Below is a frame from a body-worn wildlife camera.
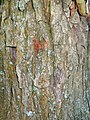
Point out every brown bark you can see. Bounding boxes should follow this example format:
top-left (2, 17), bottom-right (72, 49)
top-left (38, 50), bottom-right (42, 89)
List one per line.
top-left (0, 0), bottom-right (90, 120)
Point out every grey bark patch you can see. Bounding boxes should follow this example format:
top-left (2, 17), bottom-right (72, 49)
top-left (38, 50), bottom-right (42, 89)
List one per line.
top-left (50, 66), bottom-right (64, 103)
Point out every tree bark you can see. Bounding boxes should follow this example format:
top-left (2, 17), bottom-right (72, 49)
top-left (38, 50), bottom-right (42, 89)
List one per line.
top-left (0, 0), bottom-right (90, 120)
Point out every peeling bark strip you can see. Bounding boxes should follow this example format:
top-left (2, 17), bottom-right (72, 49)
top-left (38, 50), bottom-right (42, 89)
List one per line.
top-left (69, 0), bottom-right (90, 17)
top-left (69, 1), bottom-right (77, 17)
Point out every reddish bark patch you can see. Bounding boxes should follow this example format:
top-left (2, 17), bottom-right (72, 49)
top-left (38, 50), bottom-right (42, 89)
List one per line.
top-left (69, 1), bottom-right (76, 17)
top-left (33, 35), bottom-right (48, 55)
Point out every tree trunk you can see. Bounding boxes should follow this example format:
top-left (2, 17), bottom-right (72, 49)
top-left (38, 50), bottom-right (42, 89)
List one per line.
top-left (0, 0), bottom-right (90, 120)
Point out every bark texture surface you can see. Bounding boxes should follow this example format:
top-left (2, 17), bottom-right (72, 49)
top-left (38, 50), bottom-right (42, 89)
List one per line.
top-left (0, 0), bottom-right (90, 120)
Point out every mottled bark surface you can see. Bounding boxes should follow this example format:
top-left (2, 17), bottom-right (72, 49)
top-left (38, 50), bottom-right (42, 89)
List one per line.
top-left (0, 0), bottom-right (90, 120)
